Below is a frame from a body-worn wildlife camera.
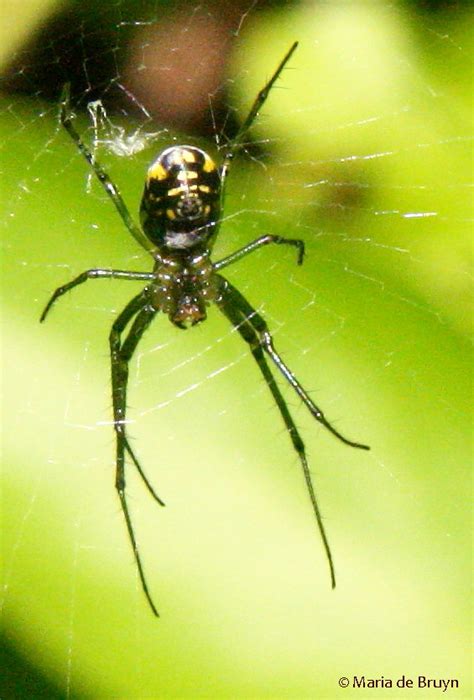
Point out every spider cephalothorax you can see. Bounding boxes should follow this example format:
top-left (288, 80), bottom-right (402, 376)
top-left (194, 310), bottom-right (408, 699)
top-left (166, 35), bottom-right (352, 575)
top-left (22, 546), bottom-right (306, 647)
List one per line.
top-left (41, 43), bottom-right (369, 617)
top-left (151, 251), bottom-right (217, 328)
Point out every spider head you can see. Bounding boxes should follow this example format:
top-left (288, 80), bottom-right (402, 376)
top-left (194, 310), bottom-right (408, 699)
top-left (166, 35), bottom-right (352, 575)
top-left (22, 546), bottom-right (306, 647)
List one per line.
top-left (140, 145), bottom-right (221, 252)
top-left (171, 294), bottom-right (207, 329)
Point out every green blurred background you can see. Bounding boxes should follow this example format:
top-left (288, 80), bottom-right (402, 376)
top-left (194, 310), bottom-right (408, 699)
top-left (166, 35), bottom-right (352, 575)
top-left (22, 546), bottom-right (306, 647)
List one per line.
top-left (1, 1), bottom-right (472, 698)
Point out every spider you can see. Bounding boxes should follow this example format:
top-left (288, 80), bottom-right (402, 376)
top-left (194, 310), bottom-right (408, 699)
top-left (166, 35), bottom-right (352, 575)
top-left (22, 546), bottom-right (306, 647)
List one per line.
top-left (41, 42), bottom-right (369, 617)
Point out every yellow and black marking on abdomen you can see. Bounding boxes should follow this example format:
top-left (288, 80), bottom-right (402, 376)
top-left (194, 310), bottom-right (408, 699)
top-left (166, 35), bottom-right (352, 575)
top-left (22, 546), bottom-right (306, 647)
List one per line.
top-left (140, 145), bottom-right (221, 250)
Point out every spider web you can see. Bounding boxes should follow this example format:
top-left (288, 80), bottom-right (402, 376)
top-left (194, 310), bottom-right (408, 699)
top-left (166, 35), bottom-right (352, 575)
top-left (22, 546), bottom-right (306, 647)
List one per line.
top-left (1, 1), bottom-right (472, 698)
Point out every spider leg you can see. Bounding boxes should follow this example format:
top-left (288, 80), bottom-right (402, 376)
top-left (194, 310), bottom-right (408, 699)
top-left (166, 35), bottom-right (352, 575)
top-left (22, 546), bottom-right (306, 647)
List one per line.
top-left (40, 268), bottom-right (155, 322)
top-left (59, 84), bottom-right (155, 255)
top-left (218, 278), bottom-right (370, 451)
top-left (219, 42), bottom-right (298, 207)
top-left (111, 301), bottom-right (165, 505)
top-left (214, 234), bottom-right (305, 271)
top-left (110, 294), bottom-right (162, 616)
top-left (216, 279), bottom-right (336, 587)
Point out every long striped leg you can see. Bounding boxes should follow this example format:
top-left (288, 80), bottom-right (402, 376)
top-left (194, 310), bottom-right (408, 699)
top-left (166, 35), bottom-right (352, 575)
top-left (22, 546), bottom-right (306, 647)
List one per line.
top-left (110, 295), bottom-right (162, 616)
top-left (40, 268), bottom-right (154, 322)
top-left (60, 84), bottom-right (154, 255)
top-left (218, 279), bottom-right (370, 451)
top-left (216, 277), bottom-right (369, 587)
top-left (218, 42), bottom-right (299, 209)
top-left (213, 234), bottom-right (305, 272)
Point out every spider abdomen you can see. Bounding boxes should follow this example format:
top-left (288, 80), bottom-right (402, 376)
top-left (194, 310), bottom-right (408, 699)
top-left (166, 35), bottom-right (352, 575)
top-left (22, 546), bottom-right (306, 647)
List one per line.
top-left (140, 145), bottom-right (221, 251)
